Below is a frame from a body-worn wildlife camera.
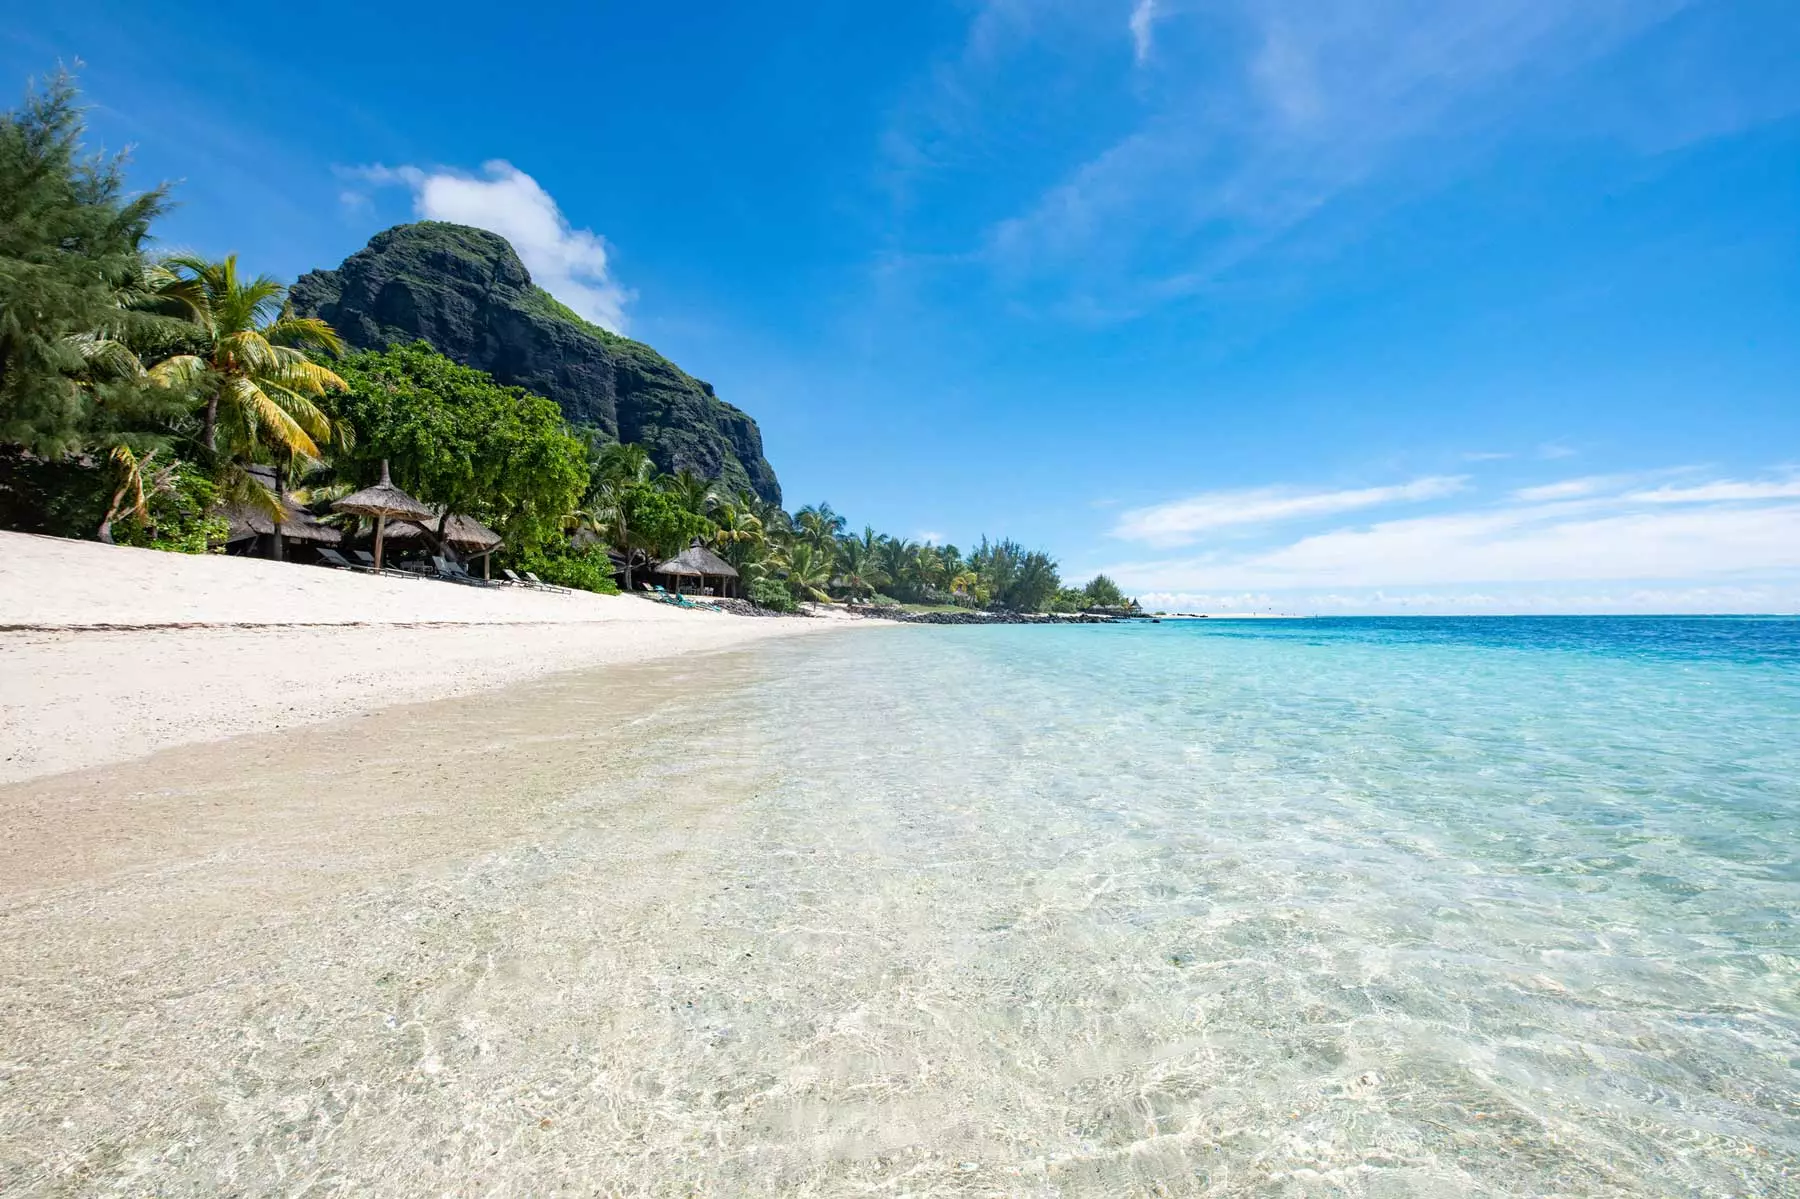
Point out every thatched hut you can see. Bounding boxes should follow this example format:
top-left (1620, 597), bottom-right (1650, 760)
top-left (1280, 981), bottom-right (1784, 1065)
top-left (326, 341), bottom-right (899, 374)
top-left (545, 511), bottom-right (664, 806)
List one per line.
top-left (652, 540), bottom-right (740, 598)
top-left (222, 465), bottom-right (341, 561)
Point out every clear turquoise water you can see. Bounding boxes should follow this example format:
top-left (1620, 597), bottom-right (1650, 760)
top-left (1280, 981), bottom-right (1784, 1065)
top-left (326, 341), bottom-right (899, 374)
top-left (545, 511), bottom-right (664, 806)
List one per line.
top-left (723, 616), bottom-right (1800, 1193)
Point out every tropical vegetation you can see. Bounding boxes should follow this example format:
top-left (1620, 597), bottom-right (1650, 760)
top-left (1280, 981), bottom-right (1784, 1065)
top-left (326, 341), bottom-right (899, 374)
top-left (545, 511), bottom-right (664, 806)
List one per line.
top-left (0, 71), bottom-right (1133, 613)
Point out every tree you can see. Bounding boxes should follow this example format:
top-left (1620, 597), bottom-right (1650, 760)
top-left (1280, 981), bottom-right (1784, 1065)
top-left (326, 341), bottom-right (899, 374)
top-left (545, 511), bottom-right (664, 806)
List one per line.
top-left (834, 535), bottom-right (884, 600)
top-left (783, 542), bottom-right (833, 603)
top-left (0, 71), bottom-right (174, 455)
top-left (331, 342), bottom-right (585, 552)
top-left (147, 255), bottom-right (346, 462)
top-left (968, 537), bottom-right (1061, 611)
top-left (659, 466), bottom-right (716, 515)
top-left (1082, 574), bottom-right (1127, 609)
top-left (710, 501), bottom-right (765, 567)
top-left (615, 485), bottom-right (710, 564)
top-left (594, 440), bottom-right (654, 487)
top-left (795, 502), bottom-right (845, 552)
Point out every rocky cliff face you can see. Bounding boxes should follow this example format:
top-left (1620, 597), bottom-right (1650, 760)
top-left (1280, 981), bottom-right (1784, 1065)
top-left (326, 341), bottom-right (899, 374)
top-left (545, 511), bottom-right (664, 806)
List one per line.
top-left (290, 222), bottom-right (781, 503)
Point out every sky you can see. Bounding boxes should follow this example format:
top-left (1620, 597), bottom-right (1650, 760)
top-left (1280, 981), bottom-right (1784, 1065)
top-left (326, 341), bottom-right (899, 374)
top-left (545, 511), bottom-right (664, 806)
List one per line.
top-left (6, 0), bottom-right (1798, 613)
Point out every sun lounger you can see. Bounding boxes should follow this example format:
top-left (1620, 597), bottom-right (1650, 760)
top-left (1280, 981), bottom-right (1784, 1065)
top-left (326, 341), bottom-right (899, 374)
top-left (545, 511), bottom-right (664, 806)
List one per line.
top-left (317, 548), bottom-right (372, 572)
top-left (429, 555), bottom-right (491, 585)
top-left (523, 571), bottom-right (571, 594)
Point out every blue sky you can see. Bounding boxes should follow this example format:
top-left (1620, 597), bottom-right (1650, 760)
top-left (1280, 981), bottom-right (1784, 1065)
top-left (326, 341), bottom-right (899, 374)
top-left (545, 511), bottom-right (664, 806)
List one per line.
top-left (7, 1), bottom-right (1798, 612)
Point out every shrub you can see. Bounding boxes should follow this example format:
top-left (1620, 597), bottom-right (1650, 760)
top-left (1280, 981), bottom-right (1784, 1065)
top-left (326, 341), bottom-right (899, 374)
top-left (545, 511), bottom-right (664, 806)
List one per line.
top-left (749, 575), bottom-right (795, 611)
top-left (112, 461), bottom-right (228, 554)
top-left (515, 544), bottom-right (620, 594)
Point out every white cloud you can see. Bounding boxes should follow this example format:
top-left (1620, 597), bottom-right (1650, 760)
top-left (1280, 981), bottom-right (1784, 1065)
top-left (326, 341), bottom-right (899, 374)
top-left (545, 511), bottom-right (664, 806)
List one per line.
top-left (1100, 471), bottom-right (1800, 610)
top-left (1113, 476), bottom-right (1466, 546)
top-left (1537, 440), bottom-right (1578, 460)
top-left (349, 161), bottom-right (632, 332)
top-left (917, 530), bottom-right (946, 544)
top-left (1511, 475), bottom-right (1615, 502)
top-left (1137, 584), bottom-right (1800, 616)
top-left (1129, 0), bottom-right (1158, 64)
top-left (1626, 478), bottom-right (1800, 504)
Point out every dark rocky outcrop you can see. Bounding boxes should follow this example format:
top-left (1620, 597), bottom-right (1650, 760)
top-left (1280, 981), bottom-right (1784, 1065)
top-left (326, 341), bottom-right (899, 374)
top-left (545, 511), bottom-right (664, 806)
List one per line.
top-left (291, 222), bottom-right (781, 503)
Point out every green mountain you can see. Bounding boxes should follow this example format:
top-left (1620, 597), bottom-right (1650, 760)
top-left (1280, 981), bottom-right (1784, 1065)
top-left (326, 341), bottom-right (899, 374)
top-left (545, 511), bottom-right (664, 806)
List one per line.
top-left (290, 222), bottom-right (781, 503)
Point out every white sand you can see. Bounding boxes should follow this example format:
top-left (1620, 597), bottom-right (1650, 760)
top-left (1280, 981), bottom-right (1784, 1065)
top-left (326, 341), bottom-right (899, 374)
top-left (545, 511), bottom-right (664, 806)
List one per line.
top-left (0, 531), bottom-right (855, 782)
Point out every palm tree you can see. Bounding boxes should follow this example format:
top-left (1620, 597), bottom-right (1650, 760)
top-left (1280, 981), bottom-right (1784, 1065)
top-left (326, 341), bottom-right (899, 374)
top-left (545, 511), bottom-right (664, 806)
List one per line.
top-left (586, 478), bottom-right (639, 589)
top-left (710, 502), bottom-right (765, 566)
top-left (660, 467), bottom-right (717, 515)
top-left (95, 445), bottom-right (175, 544)
top-left (879, 537), bottom-right (918, 596)
top-left (783, 542), bottom-right (833, 603)
top-left (147, 254), bottom-right (346, 461)
top-left (596, 441), bottom-right (655, 487)
top-left (795, 502), bottom-right (845, 552)
top-left (835, 536), bottom-right (884, 601)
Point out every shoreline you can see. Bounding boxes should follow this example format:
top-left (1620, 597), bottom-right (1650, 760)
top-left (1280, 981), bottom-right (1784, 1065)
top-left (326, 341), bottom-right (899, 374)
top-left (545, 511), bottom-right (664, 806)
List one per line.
top-left (0, 531), bottom-right (873, 783)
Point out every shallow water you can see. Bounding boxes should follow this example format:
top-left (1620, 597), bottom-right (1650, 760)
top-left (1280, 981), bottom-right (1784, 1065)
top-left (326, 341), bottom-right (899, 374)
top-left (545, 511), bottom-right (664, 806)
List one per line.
top-left (3, 617), bottom-right (1797, 1195)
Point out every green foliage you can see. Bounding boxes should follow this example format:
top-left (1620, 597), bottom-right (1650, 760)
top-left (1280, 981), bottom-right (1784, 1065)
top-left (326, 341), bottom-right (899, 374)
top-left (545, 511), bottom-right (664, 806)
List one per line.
top-left (619, 484), bottom-right (711, 559)
top-left (515, 543), bottom-right (620, 594)
top-left (111, 460), bottom-right (227, 553)
top-left (0, 71), bottom-right (175, 455)
top-left (748, 575), bottom-right (795, 611)
top-left (332, 342), bottom-right (586, 552)
top-left (1082, 573), bottom-right (1129, 609)
top-left (145, 253), bottom-right (347, 462)
top-left (967, 537), bottom-right (1062, 612)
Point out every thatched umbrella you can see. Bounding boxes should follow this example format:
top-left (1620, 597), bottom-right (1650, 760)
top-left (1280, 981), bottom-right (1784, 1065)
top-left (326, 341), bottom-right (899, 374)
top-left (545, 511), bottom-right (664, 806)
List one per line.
top-left (332, 460), bottom-right (433, 571)
top-left (655, 540), bottom-right (740, 598)
top-left (388, 511), bottom-right (506, 578)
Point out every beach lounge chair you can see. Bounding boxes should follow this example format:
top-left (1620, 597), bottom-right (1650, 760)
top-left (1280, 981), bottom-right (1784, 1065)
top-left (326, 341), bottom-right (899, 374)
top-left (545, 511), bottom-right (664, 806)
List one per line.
top-left (317, 548), bottom-right (372, 572)
top-left (523, 571), bottom-right (571, 594)
top-left (429, 555), bottom-right (485, 585)
top-left (501, 569), bottom-right (528, 586)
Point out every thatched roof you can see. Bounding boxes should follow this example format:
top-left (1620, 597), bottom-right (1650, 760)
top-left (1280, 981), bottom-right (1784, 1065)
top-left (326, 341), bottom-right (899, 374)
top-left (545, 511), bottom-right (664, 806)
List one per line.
top-left (224, 465), bottom-right (341, 544)
top-left (385, 511), bottom-right (504, 552)
top-left (224, 501), bottom-right (341, 544)
top-left (333, 460), bottom-right (434, 520)
top-left (655, 542), bottom-right (738, 578)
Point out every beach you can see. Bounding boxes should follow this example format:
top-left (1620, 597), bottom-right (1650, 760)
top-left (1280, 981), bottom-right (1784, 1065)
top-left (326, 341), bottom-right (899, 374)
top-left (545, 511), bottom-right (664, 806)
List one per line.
top-left (1, 549), bottom-right (1796, 1194)
top-left (0, 531), bottom-right (855, 783)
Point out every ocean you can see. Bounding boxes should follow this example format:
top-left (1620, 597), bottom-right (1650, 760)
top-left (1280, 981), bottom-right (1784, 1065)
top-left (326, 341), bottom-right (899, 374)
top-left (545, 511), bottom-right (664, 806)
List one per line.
top-left (696, 616), bottom-right (1800, 1194)
top-left (4, 615), bottom-right (1796, 1195)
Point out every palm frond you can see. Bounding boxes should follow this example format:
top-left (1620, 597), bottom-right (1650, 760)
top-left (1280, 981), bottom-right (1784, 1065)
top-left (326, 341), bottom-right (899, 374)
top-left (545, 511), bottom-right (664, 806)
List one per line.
top-left (146, 354), bottom-right (208, 388)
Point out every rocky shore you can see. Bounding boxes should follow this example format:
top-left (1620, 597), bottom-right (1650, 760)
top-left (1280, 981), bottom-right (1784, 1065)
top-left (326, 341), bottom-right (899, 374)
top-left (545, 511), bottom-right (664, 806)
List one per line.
top-left (845, 606), bottom-right (1127, 625)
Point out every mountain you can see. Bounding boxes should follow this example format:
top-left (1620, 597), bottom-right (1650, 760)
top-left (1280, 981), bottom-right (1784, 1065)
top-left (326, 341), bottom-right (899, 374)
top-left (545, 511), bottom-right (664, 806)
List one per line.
top-left (290, 222), bottom-right (781, 503)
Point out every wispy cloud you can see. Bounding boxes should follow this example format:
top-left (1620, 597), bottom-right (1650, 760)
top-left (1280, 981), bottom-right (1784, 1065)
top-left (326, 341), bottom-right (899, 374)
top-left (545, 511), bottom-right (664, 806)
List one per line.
top-left (1113, 476), bottom-right (1467, 547)
top-left (1102, 470), bottom-right (1800, 608)
top-left (1511, 475), bottom-right (1620, 502)
top-left (346, 161), bottom-right (632, 331)
top-left (885, 0), bottom-right (1739, 320)
top-left (1626, 478), bottom-right (1800, 504)
top-left (1129, 0), bottom-right (1158, 64)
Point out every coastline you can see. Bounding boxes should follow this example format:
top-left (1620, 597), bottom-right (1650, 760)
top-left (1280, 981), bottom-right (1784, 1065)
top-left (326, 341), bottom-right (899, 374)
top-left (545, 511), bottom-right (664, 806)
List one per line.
top-left (0, 531), bottom-right (870, 783)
